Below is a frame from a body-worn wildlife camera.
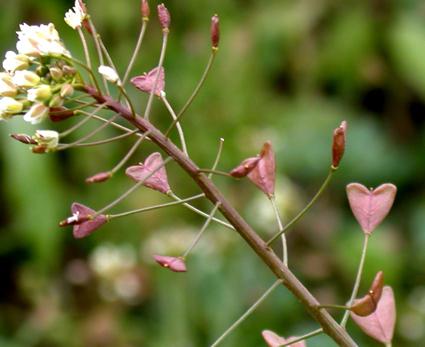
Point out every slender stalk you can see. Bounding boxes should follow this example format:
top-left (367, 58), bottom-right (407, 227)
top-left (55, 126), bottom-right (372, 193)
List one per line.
top-left (143, 31), bottom-right (168, 120)
top-left (161, 95), bottom-right (188, 156)
top-left (85, 86), bottom-right (359, 346)
top-left (99, 37), bottom-right (118, 72)
top-left (77, 27), bottom-right (92, 70)
top-left (71, 129), bottom-right (139, 148)
top-left (182, 202), bottom-right (220, 258)
top-left (88, 19), bottom-right (109, 94)
top-left (110, 130), bottom-right (151, 174)
top-left (89, 114), bottom-right (141, 136)
top-left (95, 157), bottom-right (172, 216)
top-left (270, 196), bottom-right (287, 266)
top-left (341, 234), bottom-right (370, 327)
top-left (50, 101), bottom-right (97, 116)
top-left (57, 114), bottom-right (119, 150)
top-left (266, 167), bottom-right (336, 246)
top-left (210, 279), bottom-right (283, 347)
top-left (208, 138), bottom-right (224, 179)
top-left (318, 304), bottom-right (351, 310)
top-left (279, 328), bottom-right (323, 347)
top-left (59, 103), bottom-right (107, 138)
top-left (198, 169), bottom-right (231, 177)
top-left (165, 51), bottom-right (217, 137)
top-left (109, 193), bottom-right (204, 219)
top-left (123, 19), bottom-right (148, 85)
top-left (118, 85), bottom-right (136, 117)
top-left (168, 192), bottom-right (234, 231)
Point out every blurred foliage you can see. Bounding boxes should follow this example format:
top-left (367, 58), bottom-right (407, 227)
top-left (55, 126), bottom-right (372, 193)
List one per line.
top-left (0, 0), bottom-right (425, 346)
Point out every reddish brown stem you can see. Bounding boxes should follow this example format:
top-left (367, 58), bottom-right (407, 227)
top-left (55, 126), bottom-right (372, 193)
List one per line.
top-left (84, 85), bottom-right (357, 347)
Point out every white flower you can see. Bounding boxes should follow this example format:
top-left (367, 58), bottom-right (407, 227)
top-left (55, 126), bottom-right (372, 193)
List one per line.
top-left (23, 103), bottom-right (49, 124)
top-left (0, 73), bottom-right (18, 97)
top-left (65, 0), bottom-right (87, 30)
top-left (28, 85), bottom-right (52, 102)
top-left (98, 65), bottom-right (120, 84)
top-left (34, 130), bottom-right (59, 150)
top-left (16, 23), bottom-right (70, 57)
top-left (12, 70), bottom-right (40, 88)
top-left (2, 51), bottom-right (30, 72)
top-left (0, 97), bottom-right (23, 119)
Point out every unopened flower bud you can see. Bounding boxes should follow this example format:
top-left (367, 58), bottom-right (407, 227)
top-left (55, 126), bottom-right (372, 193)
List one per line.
top-left (10, 133), bottom-right (37, 145)
top-left (23, 103), bottom-right (49, 124)
top-left (141, 0), bottom-right (150, 19)
top-left (36, 65), bottom-right (49, 77)
top-left (49, 67), bottom-right (63, 81)
top-left (49, 95), bottom-right (64, 108)
top-left (49, 106), bottom-right (75, 122)
top-left (98, 65), bottom-right (120, 84)
top-left (86, 171), bottom-right (112, 184)
top-left (28, 84), bottom-right (52, 102)
top-left (60, 84), bottom-right (74, 98)
top-left (332, 120), bottom-right (347, 169)
top-left (0, 73), bottom-right (17, 97)
top-left (0, 97), bottom-right (23, 117)
top-left (2, 51), bottom-right (29, 72)
top-left (211, 15), bottom-right (220, 49)
top-left (157, 4), bottom-right (170, 31)
top-left (62, 65), bottom-right (76, 76)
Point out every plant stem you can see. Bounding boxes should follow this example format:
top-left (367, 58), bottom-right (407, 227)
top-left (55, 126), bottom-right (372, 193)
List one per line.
top-left (182, 202), bottom-right (220, 258)
top-left (95, 157), bottom-right (172, 216)
top-left (210, 279), bottom-right (283, 347)
top-left (168, 192), bottom-right (234, 230)
top-left (198, 169), bottom-right (231, 177)
top-left (161, 95), bottom-right (188, 155)
top-left (143, 31), bottom-right (168, 120)
top-left (71, 129), bottom-right (139, 147)
top-left (77, 27), bottom-right (92, 71)
top-left (108, 193), bottom-right (204, 219)
top-left (318, 304), bottom-right (351, 310)
top-left (208, 138), bottom-right (224, 179)
top-left (118, 85), bottom-right (136, 117)
top-left (279, 328), bottom-right (323, 346)
top-left (123, 19), bottom-right (148, 85)
top-left (89, 114), bottom-right (142, 136)
top-left (110, 130), bottom-right (151, 174)
top-left (87, 19), bottom-right (109, 94)
top-left (85, 86), bottom-right (359, 347)
top-left (270, 195), bottom-right (287, 266)
top-left (165, 51), bottom-right (217, 137)
top-left (341, 234), bottom-right (370, 327)
top-left (266, 167), bottom-right (336, 246)
top-left (59, 103), bottom-right (107, 138)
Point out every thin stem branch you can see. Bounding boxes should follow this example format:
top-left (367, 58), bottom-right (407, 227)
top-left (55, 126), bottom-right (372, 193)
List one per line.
top-left (161, 95), bottom-right (188, 156)
top-left (71, 129), bottom-right (139, 148)
top-left (279, 328), bottom-right (323, 347)
top-left (123, 19), bottom-right (148, 85)
top-left (118, 85), bottom-right (136, 117)
top-left (57, 114), bottom-right (119, 150)
top-left (318, 304), bottom-right (351, 311)
top-left (208, 138), bottom-right (224, 179)
top-left (210, 279), bottom-right (283, 347)
top-left (168, 192), bottom-right (234, 231)
top-left (198, 169), bottom-right (231, 177)
top-left (77, 27), bottom-right (92, 71)
top-left (109, 193), bottom-right (204, 219)
top-left (341, 234), bottom-right (370, 327)
top-left (59, 103), bottom-right (107, 138)
top-left (110, 130), bottom-right (151, 174)
top-left (89, 114), bottom-right (142, 136)
top-left (266, 167), bottom-right (336, 246)
top-left (182, 202), bottom-right (220, 258)
top-left (143, 31), bottom-right (168, 120)
top-left (270, 196), bottom-right (287, 266)
top-left (165, 51), bottom-right (217, 136)
top-left (95, 157), bottom-right (172, 216)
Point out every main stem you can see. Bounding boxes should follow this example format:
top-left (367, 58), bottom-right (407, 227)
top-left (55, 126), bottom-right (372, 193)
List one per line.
top-left (85, 86), bottom-right (358, 347)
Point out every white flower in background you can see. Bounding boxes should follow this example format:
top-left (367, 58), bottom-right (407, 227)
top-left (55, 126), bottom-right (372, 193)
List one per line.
top-left (16, 23), bottom-right (70, 57)
top-left (28, 84), bottom-right (52, 102)
top-left (34, 130), bottom-right (59, 150)
top-left (65, 0), bottom-right (87, 29)
top-left (0, 73), bottom-right (18, 97)
top-left (2, 51), bottom-right (30, 72)
top-left (23, 103), bottom-right (49, 124)
top-left (0, 97), bottom-right (23, 119)
top-left (12, 70), bottom-right (40, 88)
top-left (98, 65), bottom-right (120, 84)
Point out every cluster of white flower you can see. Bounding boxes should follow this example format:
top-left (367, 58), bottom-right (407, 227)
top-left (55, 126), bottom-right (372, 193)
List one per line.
top-left (65, 0), bottom-right (87, 30)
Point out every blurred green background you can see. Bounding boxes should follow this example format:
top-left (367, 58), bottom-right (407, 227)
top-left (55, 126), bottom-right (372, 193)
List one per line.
top-left (0, 0), bottom-right (424, 346)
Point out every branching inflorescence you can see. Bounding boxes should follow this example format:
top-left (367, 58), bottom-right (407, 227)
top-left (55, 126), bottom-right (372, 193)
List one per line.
top-left (1, 1), bottom-right (398, 346)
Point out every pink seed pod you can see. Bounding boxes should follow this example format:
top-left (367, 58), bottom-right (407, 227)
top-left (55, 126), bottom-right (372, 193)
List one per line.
top-left (153, 255), bottom-right (187, 272)
top-left (229, 156), bottom-right (260, 178)
top-left (332, 120), bottom-right (347, 168)
top-left (141, 0), bottom-right (150, 19)
top-left (131, 67), bottom-right (165, 96)
top-left (247, 141), bottom-right (276, 197)
top-left (351, 271), bottom-right (384, 316)
top-left (10, 133), bottom-right (37, 145)
top-left (211, 14), bottom-right (220, 49)
top-left (157, 4), bottom-right (170, 31)
top-left (85, 172), bottom-right (112, 184)
top-left (262, 330), bottom-right (306, 347)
